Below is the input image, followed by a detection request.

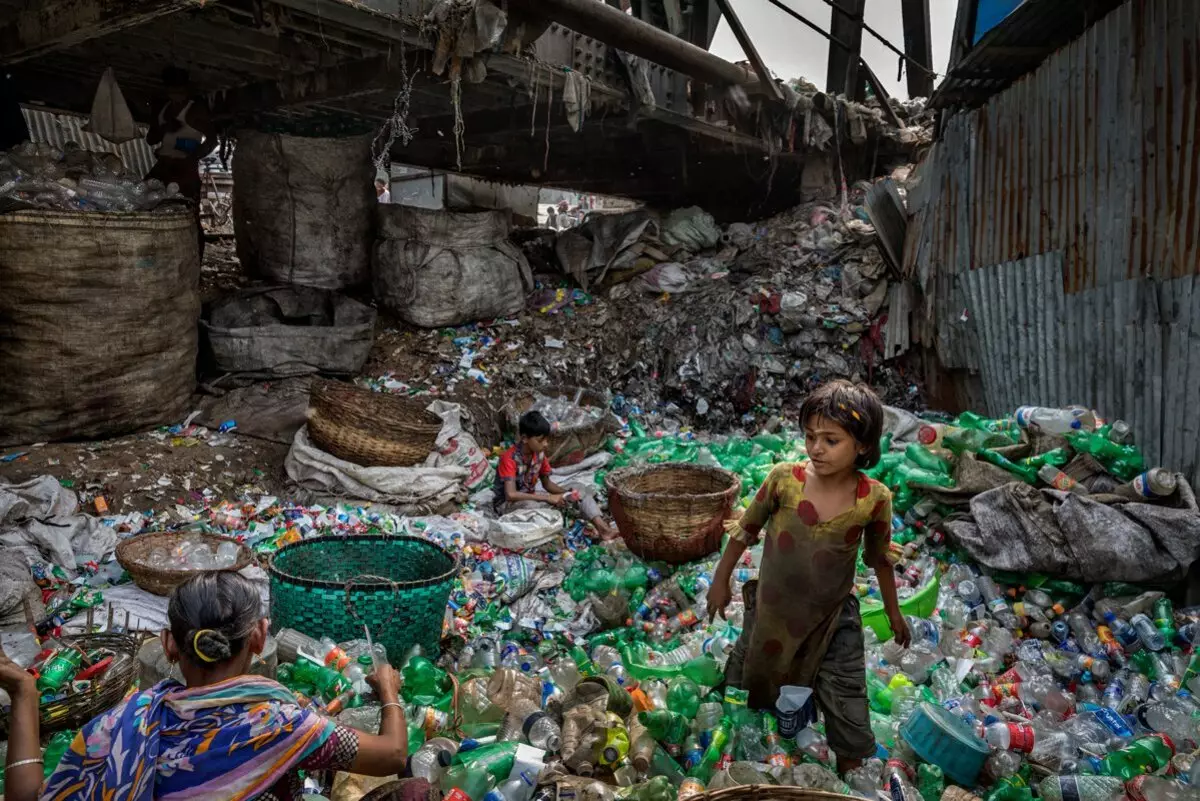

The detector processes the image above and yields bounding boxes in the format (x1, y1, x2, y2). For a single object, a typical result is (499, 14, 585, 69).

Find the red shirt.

(493, 444, 552, 509)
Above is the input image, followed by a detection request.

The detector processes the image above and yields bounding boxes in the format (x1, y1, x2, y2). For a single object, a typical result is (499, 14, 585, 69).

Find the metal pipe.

(506, 0, 767, 93)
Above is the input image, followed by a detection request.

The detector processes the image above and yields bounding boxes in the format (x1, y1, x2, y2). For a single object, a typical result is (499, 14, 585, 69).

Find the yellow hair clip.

(851, 410, 861, 421)
(192, 629, 220, 663)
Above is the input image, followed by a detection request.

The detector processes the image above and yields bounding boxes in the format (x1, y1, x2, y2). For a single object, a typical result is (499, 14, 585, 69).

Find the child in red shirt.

(493, 411, 615, 540)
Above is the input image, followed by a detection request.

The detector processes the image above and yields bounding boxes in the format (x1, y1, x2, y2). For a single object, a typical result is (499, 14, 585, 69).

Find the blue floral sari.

(42, 675, 334, 801)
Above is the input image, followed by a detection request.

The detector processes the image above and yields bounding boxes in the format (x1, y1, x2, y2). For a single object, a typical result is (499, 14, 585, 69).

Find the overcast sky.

(709, 0, 960, 99)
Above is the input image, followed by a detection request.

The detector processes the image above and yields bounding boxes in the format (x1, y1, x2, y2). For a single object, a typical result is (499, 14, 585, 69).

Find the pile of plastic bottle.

(22, 403, 1200, 801)
(0, 141, 187, 212)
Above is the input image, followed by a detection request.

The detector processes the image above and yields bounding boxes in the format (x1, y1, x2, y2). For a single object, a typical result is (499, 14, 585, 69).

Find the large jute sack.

(0, 210, 200, 445)
(233, 131, 374, 289)
(373, 206, 532, 328)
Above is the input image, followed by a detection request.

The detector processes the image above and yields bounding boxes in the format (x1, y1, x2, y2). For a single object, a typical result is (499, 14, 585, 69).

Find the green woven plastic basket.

(268, 535, 458, 662)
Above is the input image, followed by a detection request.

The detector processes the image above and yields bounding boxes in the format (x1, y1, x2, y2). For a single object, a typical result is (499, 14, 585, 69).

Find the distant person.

(376, 178, 391, 204)
(146, 67, 217, 259)
(546, 205, 559, 230)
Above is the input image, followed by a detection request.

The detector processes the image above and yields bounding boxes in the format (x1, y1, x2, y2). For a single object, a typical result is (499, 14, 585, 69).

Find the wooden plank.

(0, 0, 201, 63)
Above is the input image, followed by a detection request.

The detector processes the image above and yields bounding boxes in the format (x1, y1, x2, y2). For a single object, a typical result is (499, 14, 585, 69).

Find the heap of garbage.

(0, 141, 188, 212)
(6, 399, 1200, 801)
(373, 180, 915, 434)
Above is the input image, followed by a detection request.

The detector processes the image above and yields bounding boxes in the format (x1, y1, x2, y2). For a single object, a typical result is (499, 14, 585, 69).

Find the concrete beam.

(0, 0, 201, 64)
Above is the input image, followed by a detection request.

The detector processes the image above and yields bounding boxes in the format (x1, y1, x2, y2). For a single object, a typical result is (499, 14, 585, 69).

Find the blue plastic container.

(900, 702, 990, 786)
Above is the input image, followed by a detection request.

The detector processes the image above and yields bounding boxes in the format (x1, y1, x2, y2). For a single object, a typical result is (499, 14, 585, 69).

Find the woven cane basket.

(116, 531, 253, 596)
(268, 535, 458, 662)
(309, 379, 442, 466)
(26, 632, 141, 735)
(605, 464, 740, 564)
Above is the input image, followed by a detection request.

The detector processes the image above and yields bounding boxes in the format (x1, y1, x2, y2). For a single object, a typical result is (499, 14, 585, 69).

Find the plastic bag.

(489, 507, 563, 551)
(425, 400, 494, 491)
(84, 68, 138, 144)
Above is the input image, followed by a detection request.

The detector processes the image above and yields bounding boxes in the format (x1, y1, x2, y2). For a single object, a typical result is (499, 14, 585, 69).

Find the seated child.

(493, 411, 616, 540)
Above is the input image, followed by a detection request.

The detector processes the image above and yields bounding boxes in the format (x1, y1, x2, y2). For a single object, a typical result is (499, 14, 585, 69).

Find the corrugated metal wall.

(22, 107, 156, 177)
(906, 0, 1200, 479)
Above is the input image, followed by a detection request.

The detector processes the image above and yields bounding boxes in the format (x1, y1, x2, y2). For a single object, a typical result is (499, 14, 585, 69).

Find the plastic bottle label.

(677, 778, 705, 800)
(1094, 707, 1133, 738)
(1006, 724, 1036, 753)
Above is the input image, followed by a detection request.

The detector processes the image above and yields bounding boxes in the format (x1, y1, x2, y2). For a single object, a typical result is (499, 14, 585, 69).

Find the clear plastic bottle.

(1015, 406, 1095, 434)
(1131, 614, 1167, 651)
(1067, 612, 1106, 657)
(410, 737, 460, 784)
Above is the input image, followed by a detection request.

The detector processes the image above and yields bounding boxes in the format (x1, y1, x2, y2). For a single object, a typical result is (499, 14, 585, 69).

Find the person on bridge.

(146, 67, 217, 260)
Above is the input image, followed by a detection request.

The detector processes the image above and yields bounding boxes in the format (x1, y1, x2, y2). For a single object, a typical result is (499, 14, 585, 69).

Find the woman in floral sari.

(0, 572, 409, 801)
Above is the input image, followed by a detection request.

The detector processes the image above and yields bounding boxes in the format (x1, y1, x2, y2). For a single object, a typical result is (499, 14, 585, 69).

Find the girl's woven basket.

(505, 385, 611, 466)
(308, 379, 442, 467)
(268, 535, 458, 662)
(35, 632, 141, 734)
(605, 464, 740, 563)
(116, 531, 253, 596)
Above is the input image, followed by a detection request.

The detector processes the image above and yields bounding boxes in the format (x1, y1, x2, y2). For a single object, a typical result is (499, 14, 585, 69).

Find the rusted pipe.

(506, 0, 769, 94)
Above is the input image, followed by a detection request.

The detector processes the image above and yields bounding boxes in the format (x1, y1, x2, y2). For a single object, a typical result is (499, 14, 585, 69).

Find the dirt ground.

(0, 433, 291, 517)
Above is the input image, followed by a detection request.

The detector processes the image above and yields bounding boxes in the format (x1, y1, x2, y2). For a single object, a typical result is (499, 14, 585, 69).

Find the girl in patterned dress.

(707, 379, 910, 774)
(0, 573, 411, 801)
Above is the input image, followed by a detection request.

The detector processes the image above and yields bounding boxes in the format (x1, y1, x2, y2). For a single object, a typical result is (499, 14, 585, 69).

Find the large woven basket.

(269, 535, 458, 662)
(309, 379, 442, 466)
(28, 632, 141, 735)
(116, 531, 254, 596)
(605, 464, 740, 563)
(506, 385, 611, 466)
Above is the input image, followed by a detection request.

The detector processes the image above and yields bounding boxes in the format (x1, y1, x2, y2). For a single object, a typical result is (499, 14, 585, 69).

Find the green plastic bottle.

(440, 764, 494, 801)
(917, 763, 944, 801)
(623, 652, 723, 686)
(452, 740, 520, 784)
(402, 655, 452, 704)
(639, 710, 691, 744)
(975, 449, 1039, 484)
(686, 717, 731, 783)
(666, 677, 701, 719)
(1096, 734, 1174, 780)
(904, 443, 952, 475)
(620, 775, 675, 801)
(1066, 432, 1146, 480)
(291, 655, 351, 702)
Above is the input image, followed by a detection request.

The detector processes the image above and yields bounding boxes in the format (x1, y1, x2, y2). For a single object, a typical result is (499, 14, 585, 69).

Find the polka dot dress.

(726, 461, 893, 709)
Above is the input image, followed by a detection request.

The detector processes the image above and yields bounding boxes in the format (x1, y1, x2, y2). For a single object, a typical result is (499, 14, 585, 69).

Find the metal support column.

(900, 0, 934, 97)
(824, 0, 864, 98)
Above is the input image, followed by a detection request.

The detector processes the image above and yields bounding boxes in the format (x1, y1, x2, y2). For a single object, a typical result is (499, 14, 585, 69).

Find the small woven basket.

(35, 632, 141, 734)
(605, 464, 740, 564)
(505, 385, 611, 466)
(268, 535, 458, 662)
(308, 379, 442, 467)
(116, 531, 253, 596)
